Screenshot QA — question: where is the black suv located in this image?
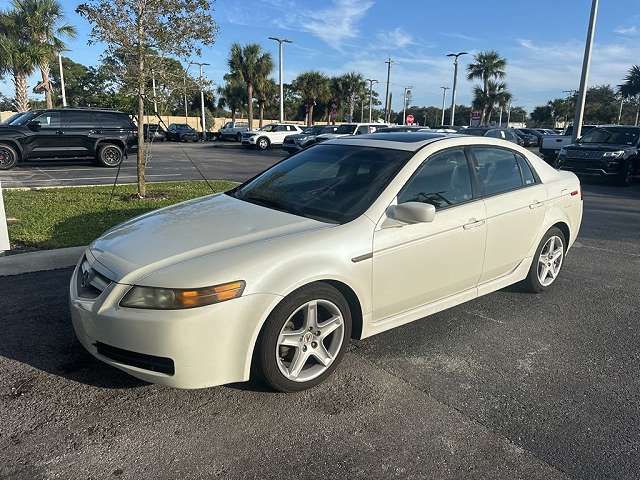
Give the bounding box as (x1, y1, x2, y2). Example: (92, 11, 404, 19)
(558, 126, 639, 186)
(0, 108, 137, 170)
(165, 123, 199, 142)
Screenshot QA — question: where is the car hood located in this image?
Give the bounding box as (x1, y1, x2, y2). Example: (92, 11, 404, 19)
(316, 133, 350, 140)
(89, 193, 328, 282)
(565, 143, 634, 152)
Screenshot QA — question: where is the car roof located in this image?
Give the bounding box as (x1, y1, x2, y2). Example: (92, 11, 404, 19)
(323, 132, 458, 151)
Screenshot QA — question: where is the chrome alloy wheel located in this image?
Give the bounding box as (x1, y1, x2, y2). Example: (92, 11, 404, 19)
(0, 146, 14, 168)
(276, 299, 345, 382)
(257, 138, 269, 150)
(102, 145, 122, 166)
(537, 235, 564, 287)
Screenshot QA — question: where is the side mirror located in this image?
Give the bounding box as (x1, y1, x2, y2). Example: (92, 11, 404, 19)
(27, 121, 41, 131)
(386, 202, 436, 224)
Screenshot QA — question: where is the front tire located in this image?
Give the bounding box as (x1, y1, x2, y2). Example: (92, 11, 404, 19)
(256, 137, 270, 151)
(520, 227, 566, 293)
(97, 143, 124, 168)
(0, 143, 18, 170)
(616, 161, 633, 186)
(255, 283, 352, 392)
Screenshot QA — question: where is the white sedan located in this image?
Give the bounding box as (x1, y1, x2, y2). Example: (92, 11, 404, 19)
(69, 133, 582, 392)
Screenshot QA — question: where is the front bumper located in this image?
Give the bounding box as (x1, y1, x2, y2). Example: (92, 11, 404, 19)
(282, 144, 302, 154)
(241, 136, 257, 145)
(558, 158, 624, 177)
(69, 255, 281, 389)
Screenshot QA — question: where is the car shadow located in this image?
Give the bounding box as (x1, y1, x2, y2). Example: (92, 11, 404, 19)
(1, 268, 147, 389)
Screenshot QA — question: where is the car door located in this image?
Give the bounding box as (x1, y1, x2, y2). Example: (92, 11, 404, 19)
(27, 111, 64, 159)
(270, 125, 289, 144)
(59, 110, 95, 157)
(372, 147, 486, 321)
(468, 146, 547, 284)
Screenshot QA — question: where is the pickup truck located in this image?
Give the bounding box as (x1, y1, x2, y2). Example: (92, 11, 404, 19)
(539, 124, 596, 164)
(218, 121, 249, 141)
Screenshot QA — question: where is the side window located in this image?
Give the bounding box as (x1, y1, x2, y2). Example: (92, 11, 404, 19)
(34, 112, 61, 128)
(397, 149, 473, 209)
(356, 125, 369, 135)
(63, 111, 94, 128)
(517, 155, 536, 185)
(471, 147, 524, 196)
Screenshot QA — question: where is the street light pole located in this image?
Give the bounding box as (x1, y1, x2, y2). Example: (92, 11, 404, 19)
(440, 86, 449, 125)
(58, 53, 67, 107)
(190, 61, 210, 140)
(384, 58, 393, 122)
(269, 37, 293, 123)
(366, 78, 378, 123)
(402, 86, 412, 125)
(572, 0, 599, 142)
(446, 52, 468, 127)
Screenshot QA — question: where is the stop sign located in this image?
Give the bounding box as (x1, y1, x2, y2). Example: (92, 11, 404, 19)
(406, 114, 414, 124)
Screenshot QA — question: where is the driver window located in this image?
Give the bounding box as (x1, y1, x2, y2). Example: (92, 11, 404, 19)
(356, 125, 369, 135)
(34, 112, 61, 128)
(397, 149, 473, 210)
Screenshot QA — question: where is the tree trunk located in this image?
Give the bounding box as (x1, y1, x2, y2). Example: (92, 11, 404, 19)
(136, 14, 146, 198)
(40, 62, 53, 109)
(259, 103, 264, 128)
(349, 98, 355, 122)
(231, 108, 236, 123)
(308, 103, 314, 126)
(247, 82, 254, 130)
(13, 71, 29, 112)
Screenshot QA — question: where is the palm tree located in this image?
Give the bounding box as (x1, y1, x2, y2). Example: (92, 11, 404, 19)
(292, 72, 330, 126)
(228, 43, 273, 130)
(13, 0, 76, 109)
(467, 50, 507, 124)
(337, 72, 366, 122)
(255, 77, 277, 128)
(620, 65, 640, 126)
(472, 80, 511, 124)
(0, 8, 45, 111)
(217, 75, 247, 123)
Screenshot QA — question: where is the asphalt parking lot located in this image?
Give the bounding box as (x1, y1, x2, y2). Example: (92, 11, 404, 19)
(0, 142, 285, 188)
(1, 180, 639, 479)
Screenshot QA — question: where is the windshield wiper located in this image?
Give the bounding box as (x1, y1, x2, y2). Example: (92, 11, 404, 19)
(240, 193, 303, 217)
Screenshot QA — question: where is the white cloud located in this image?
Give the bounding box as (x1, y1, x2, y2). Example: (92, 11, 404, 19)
(376, 28, 415, 49)
(273, 0, 373, 49)
(614, 25, 638, 35)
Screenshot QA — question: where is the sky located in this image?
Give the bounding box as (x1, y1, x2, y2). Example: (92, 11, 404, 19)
(1, 0, 639, 112)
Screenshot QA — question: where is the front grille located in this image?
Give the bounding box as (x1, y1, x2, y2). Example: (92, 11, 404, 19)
(567, 150, 603, 160)
(76, 257, 111, 299)
(96, 342, 175, 375)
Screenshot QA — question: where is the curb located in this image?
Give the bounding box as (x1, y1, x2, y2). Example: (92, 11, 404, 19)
(0, 246, 86, 276)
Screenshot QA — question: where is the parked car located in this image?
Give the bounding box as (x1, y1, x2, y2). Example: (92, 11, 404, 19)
(540, 125, 597, 163)
(282, 125, 339, 154)
(70, 132, 582, 392)
(143, 124, 166, 142)
(515, 129, 538, 147)
(375, 126, 431, 133)
(315, 123, 389, 143)
(166, 124, 199, 142)
(241, 123, 303, 150)
(218, 121, 249, 141)
(0, 107, 137, 169)
(461, 127, 521, 145)
(517, 128, 545, 146)
(557, 125, 639, 186)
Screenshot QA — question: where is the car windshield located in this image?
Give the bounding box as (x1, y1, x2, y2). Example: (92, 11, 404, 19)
(227, 144, 412, 224)
(463, 128, 488, 136)
(7, 111, 38, 125)
(579, 127, 640, 145)
(321, 125, 339, 133)
(302, 126, 324, 135)
(334, 124, 357, 134)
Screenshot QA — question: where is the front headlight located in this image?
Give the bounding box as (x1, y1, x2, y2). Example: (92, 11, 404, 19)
(602, 150, 624, 158)
(296, 136, 310, 143)
(120, 281, 245, 309)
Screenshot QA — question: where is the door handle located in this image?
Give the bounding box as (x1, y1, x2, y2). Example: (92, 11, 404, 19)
(56, 130, 64, 135)
(529, 201, 544, 209)
(463, 219, 485, 230)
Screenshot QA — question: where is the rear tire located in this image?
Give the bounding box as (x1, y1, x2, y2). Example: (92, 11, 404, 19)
(255, 283, 352, 392)
(0, 143, 18, 170)
(520, 227, 566, 293)
(97, 143, 124, 168)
